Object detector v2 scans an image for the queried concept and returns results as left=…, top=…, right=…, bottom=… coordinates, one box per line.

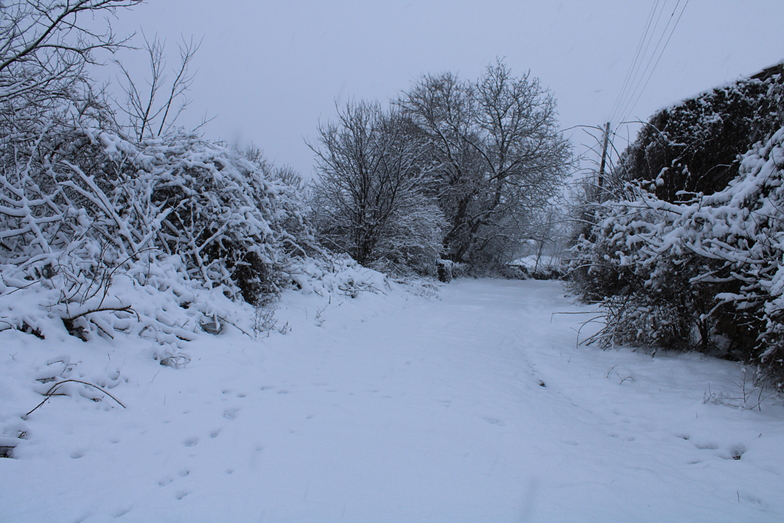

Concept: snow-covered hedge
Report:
left=614, top=67, right=783, bottom=202
left=570, top=127, right=784, bottom=387
left=0, top=127, right=315, bottom=348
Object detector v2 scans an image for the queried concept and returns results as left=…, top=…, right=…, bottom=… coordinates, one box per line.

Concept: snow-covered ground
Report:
left=2, top=278, right=783, bottom=522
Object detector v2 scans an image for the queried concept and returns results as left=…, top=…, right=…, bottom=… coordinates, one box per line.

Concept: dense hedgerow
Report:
left=614, top=65, right=784, bottom=202
left=570, top=126, right=784, bottom=388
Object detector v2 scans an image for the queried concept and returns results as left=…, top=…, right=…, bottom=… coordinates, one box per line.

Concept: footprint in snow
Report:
left=175, top=490, right=190, bottom=500
left=112, top=507, right=132, bottom=518
left=482, top=416, right=505, bottom=426
left=738, top=491, right=764, bottom=505
left=183, top=437, right=198, bottom=447
left=722, top=444, right=746, bottom=460
left=223, top=407, right=240, bottom=420
left=210, top=428, right=221, bottom=438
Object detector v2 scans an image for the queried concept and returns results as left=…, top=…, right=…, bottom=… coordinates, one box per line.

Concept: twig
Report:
left=24, top=379, right=126, bottom=418
left=64, top=305, right=138, bottom=322
left=550, top=310, right=600, bottom=324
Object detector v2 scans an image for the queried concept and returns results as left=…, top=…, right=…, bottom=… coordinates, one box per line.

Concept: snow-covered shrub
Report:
left=100, top=132, right=314, bottom=304
left=287, top=254, right=389, bottom=298
left=0, top=124, right=314, bottom=345
left=570, top=126, right=784, bottom=387
left=568, top=190, right=713, bottom=351
left=366, top=191, right=446, bottom=277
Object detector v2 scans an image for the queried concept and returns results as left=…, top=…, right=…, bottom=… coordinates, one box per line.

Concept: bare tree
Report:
left=0, top=0, right=142, bottom=105
left=399, top=60, right=572, bottom=267
left=309, top=100, right=444, bottom=270
left=114, top=33, right=202, bottom=141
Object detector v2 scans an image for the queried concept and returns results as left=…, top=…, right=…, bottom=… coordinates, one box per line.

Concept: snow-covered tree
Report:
left=309, top=100, right=445, bottom=274
left=0, top=1, right=141, bottom=108
left=399, top=61, right=572, bottom=268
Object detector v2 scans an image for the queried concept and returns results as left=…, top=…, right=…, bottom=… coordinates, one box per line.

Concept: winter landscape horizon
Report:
left=2, top=2, right=784, bottom=522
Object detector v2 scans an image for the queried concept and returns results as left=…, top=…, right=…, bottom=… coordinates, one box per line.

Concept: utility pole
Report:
left=597, top=121, right=610, bottom=191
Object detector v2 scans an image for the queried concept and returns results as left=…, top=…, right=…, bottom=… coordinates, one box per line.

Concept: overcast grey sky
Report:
left=107, top=1, right=784, bottom=177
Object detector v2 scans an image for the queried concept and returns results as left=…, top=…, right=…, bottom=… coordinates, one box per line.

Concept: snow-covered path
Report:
left=2, top=279, right=784, bottom=522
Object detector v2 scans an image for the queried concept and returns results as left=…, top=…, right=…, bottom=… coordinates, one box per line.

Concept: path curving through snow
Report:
left=1, top=279, right=783, bottom=522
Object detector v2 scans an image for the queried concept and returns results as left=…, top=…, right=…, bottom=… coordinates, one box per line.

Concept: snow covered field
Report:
left=2, top=278, right=784, bottom=522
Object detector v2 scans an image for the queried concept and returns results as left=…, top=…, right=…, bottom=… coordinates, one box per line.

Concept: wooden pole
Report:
left=598, top=121, right=610, bottom=190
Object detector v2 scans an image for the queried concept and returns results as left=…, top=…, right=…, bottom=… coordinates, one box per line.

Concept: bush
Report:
left=569, top=126, right=784, bottom=388
left=0, top=125, right=315, bottom=344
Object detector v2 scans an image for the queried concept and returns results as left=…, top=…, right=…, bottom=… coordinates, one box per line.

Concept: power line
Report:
left=608, top=1, right=660, bottom=125
left=609, top=0, right=666, bottom=126
left=623, top=0, right=689, bottom=123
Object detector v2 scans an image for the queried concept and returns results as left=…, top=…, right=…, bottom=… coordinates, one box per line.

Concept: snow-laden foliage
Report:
left=0, top=124, right=315, bottom=349
left=570, top=126, right=784, bottom=387
left=614, top=65, right=783, bottom=202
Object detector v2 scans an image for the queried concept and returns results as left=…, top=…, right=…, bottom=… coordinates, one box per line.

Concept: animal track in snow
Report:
left=223, top=407, right=240, bottom=420
left=210, top=428, right=221, bottom=438
left=687, top=438, right=746, bottom=461
left=183, top=437, right=198, bottom=447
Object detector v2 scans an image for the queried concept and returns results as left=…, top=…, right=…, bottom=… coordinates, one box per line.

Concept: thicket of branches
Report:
left=569, top=66, right=784, bottom=388
left=0, top=1, right=315, bottom=351
left=310, top=61, right=572, bottom=275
